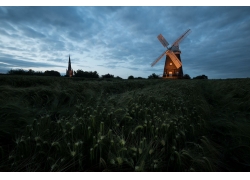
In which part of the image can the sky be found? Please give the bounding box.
[0,2,250,79]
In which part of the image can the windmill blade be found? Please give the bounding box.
[167,51,182,69]
[170,29,191,48]
[157,34,169,48]
[151,50,167,67]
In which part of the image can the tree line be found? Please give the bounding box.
[7,69,61,76]
[5,69,208,79]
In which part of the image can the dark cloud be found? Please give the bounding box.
[0,6,249,78]
[20,26,46,39]
[0,54,64,69]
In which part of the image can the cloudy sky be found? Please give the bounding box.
[0,4,250,79]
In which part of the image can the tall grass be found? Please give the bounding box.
[0,75,250,171]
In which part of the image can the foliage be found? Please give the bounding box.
[115,76,123,79]
[74,70,99,78]
[7,69,59,76]
[148,73,159,79]
[9,69,41,76]
[102,73,114,78]
[128,75,134,79]
[193,75,208,79]
[182,74,191,79]
[0,76,250,171]
[44,70,61,77]
[8,69,27,75]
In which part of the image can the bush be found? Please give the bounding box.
[8,69,27,75]
[102,73,114,78]
[44,70,61,77]
[7,69,57,76]
[193,75,208,79]
[115,76,122,79]
[128,75,134,79]
[183,74,191,79]
[74,70,99,78]
[148,73,159,79]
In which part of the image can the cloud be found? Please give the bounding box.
[20,26,46,39]
[0,54,65,70]
[0,6,249,78]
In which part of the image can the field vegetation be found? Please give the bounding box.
[0,75,250,171]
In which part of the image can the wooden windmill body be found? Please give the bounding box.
[151,29,191,79]
[163,48,183,78]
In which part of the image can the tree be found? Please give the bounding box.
[115,76,122,79]
[44,70,61,77]
[128,75,134,79]
[7,69,59,76]
[8,69,26,75]
[182,74,191,79]
[102,73,114,78]
[27,69,35,75]
[34,71,44,76]
[74,70,99,78]
[193,74,208,79]
[148,73,159,79]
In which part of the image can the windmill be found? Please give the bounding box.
[151,29,191,79]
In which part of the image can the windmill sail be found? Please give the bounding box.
[157,34,169,48]
[166,50,182,69]
[151,50,167,67]
[171,29,191,48]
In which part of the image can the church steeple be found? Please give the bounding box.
[68,55,71,71]
[66,55,73,77]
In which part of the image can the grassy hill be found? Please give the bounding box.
[0,75,250,171]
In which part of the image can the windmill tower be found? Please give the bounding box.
[151,29,191,79]
[66,55,73,77]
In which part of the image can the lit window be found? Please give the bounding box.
[170,63,172,65]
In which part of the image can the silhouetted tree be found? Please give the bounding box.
[102,73,114,78]
[148,73,159,79]
[128,75,134,79]
[8,69,26,75]
[44,70,61,77]
[183,74,191,79]
[7,69,57,76]
[115,76,122,79]
[27,69,35,75]
[193,74,208,79]
[34,71,44,76]
[74,70,99,78]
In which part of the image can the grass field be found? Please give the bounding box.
[0,75,250,171]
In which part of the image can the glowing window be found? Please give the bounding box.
[170,63,172,65]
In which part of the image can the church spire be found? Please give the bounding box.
[68,55,71,70]
[66,55,73,77]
